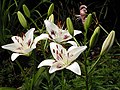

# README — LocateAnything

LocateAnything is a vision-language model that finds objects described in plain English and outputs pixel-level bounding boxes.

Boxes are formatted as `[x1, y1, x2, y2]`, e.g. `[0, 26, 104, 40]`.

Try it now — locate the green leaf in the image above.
[34, 67, 45, 84]
[0, 87, 17, 90]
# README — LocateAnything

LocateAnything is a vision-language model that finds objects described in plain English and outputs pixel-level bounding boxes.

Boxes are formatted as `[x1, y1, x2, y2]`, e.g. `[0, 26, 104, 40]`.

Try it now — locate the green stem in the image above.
[99, 24, 120, 47]
[73, 36, 81, 46]
[43, 39, 48, 59]
[29, 18, 41, 33]
[115, 39, 120, 47]
[86, 48, 91, 57]
[83, 53, 89, 90]
[61, 71, 65, 90]
[30, 53, 36, 90]
[15, 60, 26, 79]
[73, 36, 89, 90]
[84, 32, 87, 45]
[99, 24, 108, 34]
[88, 56, 101, 74]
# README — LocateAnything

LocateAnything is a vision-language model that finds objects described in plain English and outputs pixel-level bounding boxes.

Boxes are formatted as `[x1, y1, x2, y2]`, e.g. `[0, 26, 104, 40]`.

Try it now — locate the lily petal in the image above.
[12, 36, 23, 44]
[67, 46, 87, 61]
[1, 43, 21, 53]
[74, 30, 82, 36]
[49, 61, 65, 73]
[11, 53, 23, 61]
[67, 41, 78, 46]
[24, 28, 35, 46]
[44, 20, 59, 39]
[38, 59, 55, 68]
[50, 42, 67, 61]
[60, 30, 72, 42]
[49, 66, 58, 73]
[66, 62, 81, 75]
[24, 48, 34, 54]
[32, 34, 49, 48]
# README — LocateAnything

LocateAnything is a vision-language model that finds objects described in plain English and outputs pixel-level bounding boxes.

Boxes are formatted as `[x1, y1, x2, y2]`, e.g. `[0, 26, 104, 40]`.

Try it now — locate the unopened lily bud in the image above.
[66, 17, 74, 36]
[100, 30, 115, 55]
[23, 4, 30, 18]
[89, 26, 100, 48]
[48, 14, 54, 23]
[84, 13, 92, 32]
[47, 3, 54, 16]
[17, 11, 27, 29]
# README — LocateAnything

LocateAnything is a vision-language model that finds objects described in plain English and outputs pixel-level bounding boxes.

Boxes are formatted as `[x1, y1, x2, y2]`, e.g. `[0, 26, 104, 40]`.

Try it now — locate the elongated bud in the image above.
[17, 11, 27, 29]
[23, 4, 30, 18]
[66, 17, 74, 36]
[89, 26, 100, 48]
[48, 14, 54, 23]
[84, 13, 92, 32]
[47, 3, 54, 16]
[100, 30, 115, 55]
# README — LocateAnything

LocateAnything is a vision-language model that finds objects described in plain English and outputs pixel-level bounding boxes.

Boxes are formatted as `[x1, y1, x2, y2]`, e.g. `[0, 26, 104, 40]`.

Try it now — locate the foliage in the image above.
[0, 0, 120, 90]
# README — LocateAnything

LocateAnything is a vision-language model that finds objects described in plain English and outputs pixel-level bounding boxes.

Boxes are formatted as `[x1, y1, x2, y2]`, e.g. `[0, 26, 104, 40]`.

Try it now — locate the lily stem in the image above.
[88, 56, 101, 74]
[83, 52, 89, 90]
[15, 60, 26, 80]
[73, 36, 89, 90]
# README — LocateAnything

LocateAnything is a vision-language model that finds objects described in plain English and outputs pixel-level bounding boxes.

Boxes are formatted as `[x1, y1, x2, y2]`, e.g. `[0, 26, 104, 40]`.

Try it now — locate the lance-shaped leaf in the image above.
[38, 42, 87, 75]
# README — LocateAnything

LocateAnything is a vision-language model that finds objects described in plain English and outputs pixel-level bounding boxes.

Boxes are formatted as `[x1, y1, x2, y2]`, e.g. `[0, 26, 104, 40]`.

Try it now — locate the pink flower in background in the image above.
[75, 5, 87, 24]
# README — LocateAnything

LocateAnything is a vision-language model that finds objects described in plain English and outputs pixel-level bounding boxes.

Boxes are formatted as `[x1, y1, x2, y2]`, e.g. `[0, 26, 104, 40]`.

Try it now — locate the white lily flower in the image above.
[38, 20, 82, 43]
[38, 42, 87, 75]
[1, 28, 41, 61]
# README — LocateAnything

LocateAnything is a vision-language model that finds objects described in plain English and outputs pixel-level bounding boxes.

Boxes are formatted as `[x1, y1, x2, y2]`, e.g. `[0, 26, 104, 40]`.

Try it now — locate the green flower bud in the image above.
[89, 26, 100, 48]
[23, 4, 30, 18]
[84, 13, 92, 32]
[48, 14, 54, 23]
[100, 30, 115, 55]
[47, 3, 54, 16]
[17, 11, 27, 29]
[66, 17, 74, 36]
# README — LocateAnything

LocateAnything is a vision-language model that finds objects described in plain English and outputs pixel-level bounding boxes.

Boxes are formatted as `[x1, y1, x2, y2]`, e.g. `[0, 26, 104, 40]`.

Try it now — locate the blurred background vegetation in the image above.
[0, 0, 120, 89]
